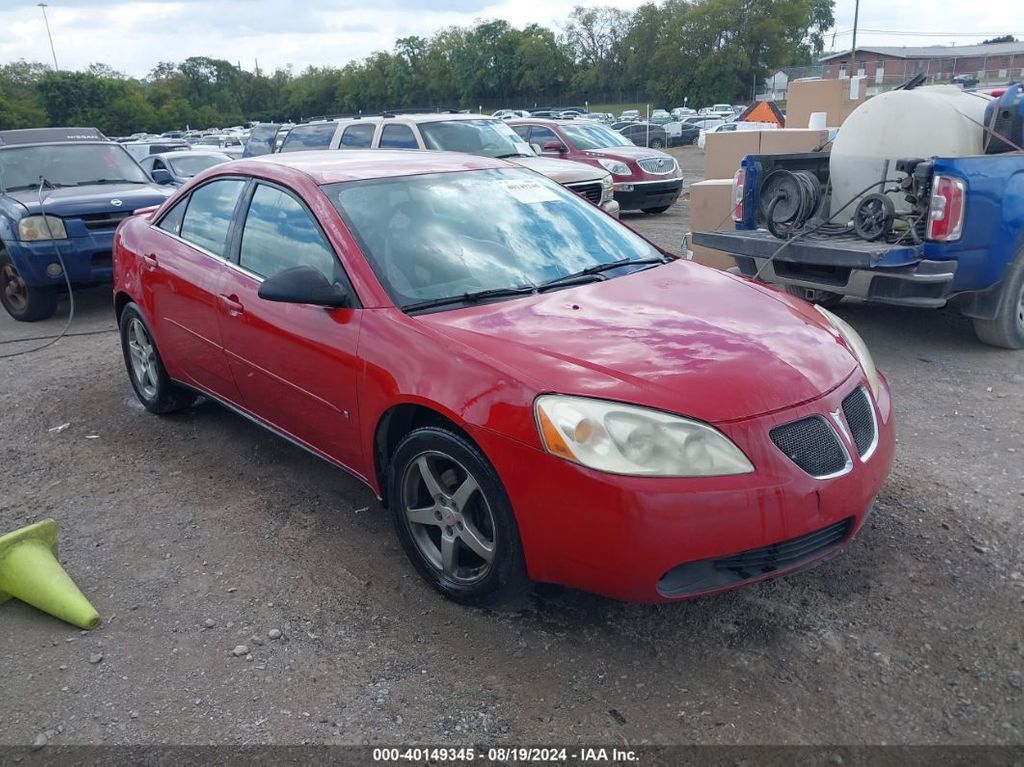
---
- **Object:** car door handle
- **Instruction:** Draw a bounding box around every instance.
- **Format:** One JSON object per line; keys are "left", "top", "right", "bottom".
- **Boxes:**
{"left": 218, "top": 293, "right": 244, "bottom": 316}
{"left": 142, "top": 253, "right": 158, "bottom": 268}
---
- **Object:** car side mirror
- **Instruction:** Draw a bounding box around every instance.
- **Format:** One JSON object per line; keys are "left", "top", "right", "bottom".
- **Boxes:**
{"left": 150, "top": 168, "right": 173, "bottom": 185}
{"left": 542, "top": 140, "right": 566, "bottom": 153}
{"left": 258, "top": 266, "right": 351, "bottom": 308}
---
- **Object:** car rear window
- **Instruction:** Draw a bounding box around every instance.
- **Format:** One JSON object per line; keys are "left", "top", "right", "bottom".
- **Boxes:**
{"left": 280, "top": 123, "right": 337, "bottom": 152}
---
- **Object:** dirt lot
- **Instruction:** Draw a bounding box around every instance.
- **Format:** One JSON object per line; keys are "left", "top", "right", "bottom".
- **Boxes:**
{"left": 1, "top": 146, "right": 1022, "bottom": 747}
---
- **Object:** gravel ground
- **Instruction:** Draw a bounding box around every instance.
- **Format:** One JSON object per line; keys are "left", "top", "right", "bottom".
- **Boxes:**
{"left": 1, "top": 146, "right": 1022, "bottom": 747}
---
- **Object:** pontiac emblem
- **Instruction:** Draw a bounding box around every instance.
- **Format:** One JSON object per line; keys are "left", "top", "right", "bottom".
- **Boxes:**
{"left": 110, "top": 199, "right": 123, "bottom": 207}
{"left": 829, "top": 408, "right": 851, "bottom": 443}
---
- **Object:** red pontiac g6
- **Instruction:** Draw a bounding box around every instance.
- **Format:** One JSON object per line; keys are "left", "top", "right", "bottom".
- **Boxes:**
{"left": 113, "top": 150, "right": 894, "bottom": 605}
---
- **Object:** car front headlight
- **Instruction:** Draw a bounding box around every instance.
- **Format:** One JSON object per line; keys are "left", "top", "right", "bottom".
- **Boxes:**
{"left": 535, "top": 394, "right": 754, "bottom": 477}
{"left": 19, "top": 215, "right": 68, "bottom": 241}
{"left": 814, "top": 305, "right": 880, "bottom": 397}
{"left": 597, "top": 158, "right": 630, "bottom": 176}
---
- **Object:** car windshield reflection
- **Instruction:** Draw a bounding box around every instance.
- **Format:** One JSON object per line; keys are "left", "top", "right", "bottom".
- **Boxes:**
{"left": 326, "top": 168, "right": 665, "bottom": 312}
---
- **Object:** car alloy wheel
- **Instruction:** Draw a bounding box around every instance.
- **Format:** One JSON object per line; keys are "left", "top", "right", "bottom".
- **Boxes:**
{"left": 1, "top": 261, "right": 28, "bottom": 314}
{"left": 126, "top": 317, "right": 160, "bottom": 400}
{"left": 400, "top": 450, "right": 496, "bottom": 585}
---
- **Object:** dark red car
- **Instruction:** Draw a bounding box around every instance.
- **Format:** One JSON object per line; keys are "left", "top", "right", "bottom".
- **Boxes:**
{"left": 113, "top": 150, "right": 894, "bottom": 605}
{"left": 510, "top": 119, "right": 683, "bottom": 214}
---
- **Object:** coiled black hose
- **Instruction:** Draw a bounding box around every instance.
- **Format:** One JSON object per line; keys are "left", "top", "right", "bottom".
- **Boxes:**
{"left": 760, "top": 169, "right": 823, "bottom": 238}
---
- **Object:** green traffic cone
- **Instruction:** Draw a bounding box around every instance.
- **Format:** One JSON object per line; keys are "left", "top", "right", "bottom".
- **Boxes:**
{"left": 0, "top": 519, "right": 100, "bottom": 630}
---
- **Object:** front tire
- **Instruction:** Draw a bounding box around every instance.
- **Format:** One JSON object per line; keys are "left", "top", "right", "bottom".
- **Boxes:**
{"left": 389, "top": 426, "right": 529, "bottom": 606}
{"left": 0, "top": 251, "right": 58, "bottom": 322}
{"left": 650, "top": 138, "right": 665, "bottom": 149}
{"left": 119, "top": 303, "right": 196, "bottom": 414}
{"left": 972, "top": 253, "right": 1024, "bottom": 349}
{"left": 784, "top": 284, "right": 844, "bottom": 309}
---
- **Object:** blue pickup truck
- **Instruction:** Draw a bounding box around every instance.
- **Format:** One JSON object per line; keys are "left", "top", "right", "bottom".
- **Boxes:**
{"left": 693, "top": 87, "right": 1024, "bottom": 349}
{"left": 0, "top": 127, "right": 172, "bottom": 321}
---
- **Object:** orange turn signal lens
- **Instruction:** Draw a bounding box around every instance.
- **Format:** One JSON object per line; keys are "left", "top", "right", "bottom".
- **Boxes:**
{"left": 537, "top": 408, "right": 575, "bottom": 460}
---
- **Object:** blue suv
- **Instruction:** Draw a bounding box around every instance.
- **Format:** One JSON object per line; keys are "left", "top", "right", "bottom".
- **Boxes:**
{"left": 0, "top": 127, "right": 172, "bottom": 321}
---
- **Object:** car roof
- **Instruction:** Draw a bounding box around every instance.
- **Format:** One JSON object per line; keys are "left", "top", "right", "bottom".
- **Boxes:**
{"left": 238, "top": 149, "right": 511, "bottom": 184}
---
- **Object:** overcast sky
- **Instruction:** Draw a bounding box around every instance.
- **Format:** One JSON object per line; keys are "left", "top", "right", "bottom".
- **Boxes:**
{"left": 1, "top": 0, "right": 1020, "bottom": 78}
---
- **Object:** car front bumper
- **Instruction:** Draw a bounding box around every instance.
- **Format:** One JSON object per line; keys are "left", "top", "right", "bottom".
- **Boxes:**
{"left": 613, "top": 179, "right": 683, "bottom": 212}
{"left": 7, "top": 234, "right": 116, "bottom": 288}
{"left": 469, "top": 371, "right": 894, "bottom": 602}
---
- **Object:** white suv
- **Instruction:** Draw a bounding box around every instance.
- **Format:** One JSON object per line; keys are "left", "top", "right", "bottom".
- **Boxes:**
{"left": 278, "top": 114, "right": 619, "bottom": 217}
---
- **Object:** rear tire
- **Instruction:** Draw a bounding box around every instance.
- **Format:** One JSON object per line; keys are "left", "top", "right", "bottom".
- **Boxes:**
{"left": 119, "top": 303, "right": 197, "bottom": 414}
{"left": 784, "top": 284, "right": 844, "bottom": 309}
{"left": 650, "top": 138, "right": 665, "bottom": 149}
{"left": 972, "top": 252, "right": 1024, "bottom": 349}
{"left": 642, "top": 205, "right": 672, "bottom": 214}
{"left": 388, "top": 426, "right": 530, "bottom": 607}
{"left": 0, "top": 251, "right": 58, "bottom": 322}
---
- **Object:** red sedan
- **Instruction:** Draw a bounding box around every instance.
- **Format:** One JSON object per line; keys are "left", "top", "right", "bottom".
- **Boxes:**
{"left": 113, "top": 150, "right": 894, "bottom": 605}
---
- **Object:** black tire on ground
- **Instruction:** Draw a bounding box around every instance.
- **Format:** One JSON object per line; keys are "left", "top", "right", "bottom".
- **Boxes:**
{"left": 783, "top": 284, "right": 845, "bottom": 309}
{"left": 0, "top": 250, "right": 58, "bottom": 322}
{"left": 972, "top": 250, "right": 1024, "bottom": 349}
{"left": 118, "top": 302, "right": 197, "bottom": 414}
{"left": 389, "top": 425, "right": 530, "bottom": 607}
{"left": 650, "top": 138, "right": 665, "bottom": 149}
{"left": 642, "top": 205, "right": 672, "bottom": 214}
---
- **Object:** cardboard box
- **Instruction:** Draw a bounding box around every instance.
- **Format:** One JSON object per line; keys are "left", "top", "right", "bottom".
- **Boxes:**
{"left": 703, "top": 130, "right": 761, "bottom": 182}
{"left": 758, "top": 128, "right": 830, "bottom": 154}
{"left": 704, "top": 128, "right": 830, "bottom": 181}
{"left": 785, "top": 77, "right": 866, "bottom": 129}
{"left": 686, "top": 179, "right": 736, "bottom": 270}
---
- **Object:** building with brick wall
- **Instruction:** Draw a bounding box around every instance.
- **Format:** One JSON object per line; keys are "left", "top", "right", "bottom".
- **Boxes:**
{"left": 820, "top": 42, "right": 1024, "bottom": 88}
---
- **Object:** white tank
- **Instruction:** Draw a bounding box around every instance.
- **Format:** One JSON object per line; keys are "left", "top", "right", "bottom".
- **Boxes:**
{"left": 829, "top": 86, "right": 992, "bottom": 218}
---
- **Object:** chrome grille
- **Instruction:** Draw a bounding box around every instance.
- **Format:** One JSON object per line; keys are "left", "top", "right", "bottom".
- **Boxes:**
{"left": 770, "top": 416, "right": 848, "bottom": 478}
{"left": 637, "top": 157, "right": 675, "bottom": 174}
{"left": 842, "top": 387, "right": 876, "bottom": 457}
{"left": 565, "top": 181, "right": 602, "bottom": 204}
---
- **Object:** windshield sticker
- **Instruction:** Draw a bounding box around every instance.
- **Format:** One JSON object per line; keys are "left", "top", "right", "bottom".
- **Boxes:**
{"left": 500, "top": 179, "right": 562, "bottom": 204}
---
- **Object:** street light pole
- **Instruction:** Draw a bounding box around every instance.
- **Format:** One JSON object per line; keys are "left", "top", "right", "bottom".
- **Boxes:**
{"left": 38, "top": 3, "right": 59, "bottom": 71}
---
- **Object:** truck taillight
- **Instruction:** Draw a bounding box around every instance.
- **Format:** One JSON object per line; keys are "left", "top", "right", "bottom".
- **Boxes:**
{"left": 926, "top": 175, "right": 966, "bottom": 242}
{"left": 732, "top": 168, "right": 745, "bottom": 222}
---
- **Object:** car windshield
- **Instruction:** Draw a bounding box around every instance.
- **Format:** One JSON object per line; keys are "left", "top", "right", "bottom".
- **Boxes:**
{"left": 168, "top": 154, "right": 229, "bottom": 178}
{"left": 0, "top": 143, "right": 150, "bottom": 191}
{"left": 560, "top": 123, "right": 634, "bottom": 150}
{"left": 418, "top": 120, "right": 533, "bottom": 159}
{"left": 326, "top": 168, "right": 663, "bottom": 311}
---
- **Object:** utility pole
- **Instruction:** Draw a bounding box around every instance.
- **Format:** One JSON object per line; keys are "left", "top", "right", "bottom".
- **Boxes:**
{"left": 848, "top": 0, "right": 860, "bottom": 78}
{"left": 38, "top": 3, "right": 59, "bottom": 71}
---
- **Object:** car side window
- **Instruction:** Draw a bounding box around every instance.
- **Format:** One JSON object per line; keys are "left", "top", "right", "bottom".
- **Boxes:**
{"left": 340, "top": 124, "right": 376, "bottom": 148}
{"left": 156, "top": 196, "right": 188, "bottom": 236}
{"left": 511, "top": 125, "right": 530, "bottom": 140}
{"left": 529, "top": 126, "right": 559, "bottom": 145}
{"left": 178, "top": 179, "right": 246, "bottom": 257}
{"left": 280, "top": 123, "right": 337, "bottom": 152}
{"left": 239, "top": 184, "right": 338, "bottom": 280}
{"left": 153, "top": 159, "right": 166, "bottom": 170}
{"left": 379, "top": 124, "right": 418, "bottom": 149}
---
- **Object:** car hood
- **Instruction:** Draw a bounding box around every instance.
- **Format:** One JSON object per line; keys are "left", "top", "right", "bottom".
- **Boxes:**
{"left": 6, "top": 183, "right": 173, "bottom": 217}
{"left": 580, "top": 145, "right": 674, "bottom": 163}
{"left": 417, "top": 261, "right": 859, "bottom": 423}
{"left": 509, "top": 156, "right": 605, "bottom": 184}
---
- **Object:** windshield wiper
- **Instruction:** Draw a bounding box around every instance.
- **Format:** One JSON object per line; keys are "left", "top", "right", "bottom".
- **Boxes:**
{"left": 537, "top": 257, "right": 668, "bottom": 292}
{"left": 73, "top": 179, "right": 144, "bottom": 186}
{"left": 403, "top": 285, "right": 537, "bottom": 313}
{"left": 494, "top": 152, "right": 532, "bottom": 159}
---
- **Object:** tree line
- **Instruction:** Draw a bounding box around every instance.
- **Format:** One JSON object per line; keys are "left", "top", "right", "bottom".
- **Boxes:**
{"left": 0, "top": 0, "right": 833, "bottom": 135}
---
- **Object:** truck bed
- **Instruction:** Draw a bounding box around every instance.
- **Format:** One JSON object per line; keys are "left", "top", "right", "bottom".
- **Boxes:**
{"left": 693, "top": 229, "right": 923, "bottom": 269}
